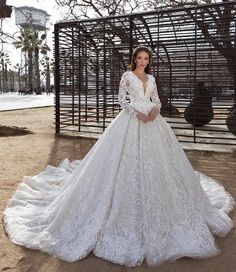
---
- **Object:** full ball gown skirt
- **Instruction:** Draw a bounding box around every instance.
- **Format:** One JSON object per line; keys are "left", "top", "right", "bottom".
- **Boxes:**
{"left": 3, "top": 71, "right": 235, "bottom": 267}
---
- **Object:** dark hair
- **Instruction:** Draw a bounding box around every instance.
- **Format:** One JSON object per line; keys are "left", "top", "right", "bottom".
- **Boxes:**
{"left": 130, "top": 46, "right": 152, "bottom": 74}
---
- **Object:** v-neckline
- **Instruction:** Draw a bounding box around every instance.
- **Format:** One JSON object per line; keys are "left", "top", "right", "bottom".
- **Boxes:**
{"left": 131, "top": 71, "right": 149, "bottom": 95}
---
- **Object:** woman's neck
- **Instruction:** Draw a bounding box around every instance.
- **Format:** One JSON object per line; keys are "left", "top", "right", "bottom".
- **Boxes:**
{"left": 134, "top": 68, "right": 146, "bottom": 75}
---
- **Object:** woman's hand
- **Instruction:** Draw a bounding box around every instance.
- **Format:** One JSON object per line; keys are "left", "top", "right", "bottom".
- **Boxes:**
{"left": 148, "top": 107, "right": 160, "bottom": 121}
{"left": 137, "top": 107, "right": 160, "bottom": 123}
{"left": 136, "top": 112, "right": 150, "bottom": 123}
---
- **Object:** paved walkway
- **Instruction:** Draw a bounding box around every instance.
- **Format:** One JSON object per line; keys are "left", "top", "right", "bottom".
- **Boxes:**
{"left": 0, "top": 93, "right": 54, "bottom": 111}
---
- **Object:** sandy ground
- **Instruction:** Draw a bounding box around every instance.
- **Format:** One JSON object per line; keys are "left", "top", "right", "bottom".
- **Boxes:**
{"left": 0, "top": 107, "right": 235, "bottom": 272}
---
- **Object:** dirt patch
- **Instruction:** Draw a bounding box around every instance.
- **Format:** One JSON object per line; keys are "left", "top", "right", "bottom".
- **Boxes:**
{"left": 0, "top": 125, "right": 33, "bottom": 137}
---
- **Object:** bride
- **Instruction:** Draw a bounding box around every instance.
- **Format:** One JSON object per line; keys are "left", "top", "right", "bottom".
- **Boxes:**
{"left": 3, "top": 46, "right": 235, "bottom": 267}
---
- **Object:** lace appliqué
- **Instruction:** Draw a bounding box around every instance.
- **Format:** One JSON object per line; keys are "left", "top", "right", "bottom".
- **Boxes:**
{"left": 118, "top": 72, "right": 139, "bottom": 117}
{"left": 150, "top": 80, "right": 162, "bottom": 110}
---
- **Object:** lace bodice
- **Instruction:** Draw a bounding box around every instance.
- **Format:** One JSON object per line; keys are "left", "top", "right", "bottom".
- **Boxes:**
{"left": 118, "top": 71, "right": 162, "bottom": 117}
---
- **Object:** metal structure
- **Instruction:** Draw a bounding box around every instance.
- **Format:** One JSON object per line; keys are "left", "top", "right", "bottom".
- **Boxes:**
{"left": 54, "top": 1, "right": 236, "bottom": 145}
{"left": 15, "top": 6, "right": 50, "bottom": 31}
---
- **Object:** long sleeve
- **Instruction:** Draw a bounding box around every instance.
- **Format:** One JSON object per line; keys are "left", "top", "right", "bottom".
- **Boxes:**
{"left": 118, "top": 72, "right": 139, "bottom": 117}
{"left": 151, "top": 79, "right": 162, "bottom": 110}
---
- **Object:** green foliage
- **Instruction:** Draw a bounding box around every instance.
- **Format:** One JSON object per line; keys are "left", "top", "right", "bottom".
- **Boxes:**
{"left": 13, "top": 28, "right": 51, "bottom": 89}
{"left": 13, "top": 28, "right": 51, "bottom": 53}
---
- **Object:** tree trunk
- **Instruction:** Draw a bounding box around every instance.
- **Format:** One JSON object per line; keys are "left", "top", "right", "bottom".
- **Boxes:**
{"left": 18, "top": 68, "right": 21, "bottom": 93}
{"left": 46, "top": 63, "right": 50, "bottom": 92}
{"left": 28, "top": 50, "right": 33, "bottom": 90}
{"left": 1, "top": 58, "right": 5, "bottom": 91}
{"left": 24, "top": 52, "right": 27, "bottom": 88}
{"left": 5, "top": 63, "right": 8, "bottom": 91}
{"left": 35, "top": 47, "right": 41, "bottom": 94}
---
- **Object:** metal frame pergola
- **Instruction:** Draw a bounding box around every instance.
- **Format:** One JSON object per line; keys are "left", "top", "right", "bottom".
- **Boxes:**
{"left": 54, "top": 1, "right": 236, "bottom": 146}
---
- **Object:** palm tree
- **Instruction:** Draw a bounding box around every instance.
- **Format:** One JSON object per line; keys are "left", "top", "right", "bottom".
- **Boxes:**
{"left": 13, "top": 28, "right": 50, "bottom": 93}
{"left": 14, "top": 29, "right": 34, "bottom": 90}
{"left": 41, "top": 56, "right": 54, "bottom": 93}
{"left": 13, "top": 63, "right": 21, "bottom": 93}
{"left": 34, "top": 32, "right": 50, "bottom": 93}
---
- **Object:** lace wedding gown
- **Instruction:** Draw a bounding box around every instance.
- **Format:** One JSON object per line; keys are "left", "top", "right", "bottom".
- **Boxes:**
{"left": 3, "top": 71, "right": 235, "bottom": 267}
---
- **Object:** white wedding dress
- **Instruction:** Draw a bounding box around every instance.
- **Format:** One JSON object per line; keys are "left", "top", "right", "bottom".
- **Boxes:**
{"left": 3, "top": 71, "right": 235, "bottom": 267}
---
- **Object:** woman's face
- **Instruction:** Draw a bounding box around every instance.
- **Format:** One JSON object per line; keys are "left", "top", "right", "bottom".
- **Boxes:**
{"left": 135, "top": 51, "right": 149, "bottom": 70}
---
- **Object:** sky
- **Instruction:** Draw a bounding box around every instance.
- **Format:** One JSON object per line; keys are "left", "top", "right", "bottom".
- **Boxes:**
{"left": 1, "top": 0, "right": 65, "bottom": 67}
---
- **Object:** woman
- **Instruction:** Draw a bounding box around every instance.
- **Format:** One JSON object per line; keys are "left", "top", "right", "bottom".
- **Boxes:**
{"left": 3, "top": 46, "right": 234, "bottom": 267}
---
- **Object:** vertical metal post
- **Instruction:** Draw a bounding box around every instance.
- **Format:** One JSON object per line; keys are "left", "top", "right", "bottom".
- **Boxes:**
{"left": 103, "top": 19, "right": 107, "bottom": 131}
{"left": 78, "top": 24, "right": 81, "bottom": 132}
{"left": 157, "top": 13, "right": 160, "bottom": 76}
{"left": 193, "top": 7, "right": 197, "bottom": 143}
{"left": 72, "top": 27, "right": 75, "bottom": 125}
{"left": 54, "top": 24, "right": 60, "bottom": 134}
{"left": 234, "top": 17, "right": 236, "bottom": 105}
{"left": 96, "top": 49, "right": 100, "bottom": 122}
{"left": 129, "top": 16, "right": 133, "bottom": 64}
{"left": 85, "top": 43, "right": 88, "bottom": 122}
